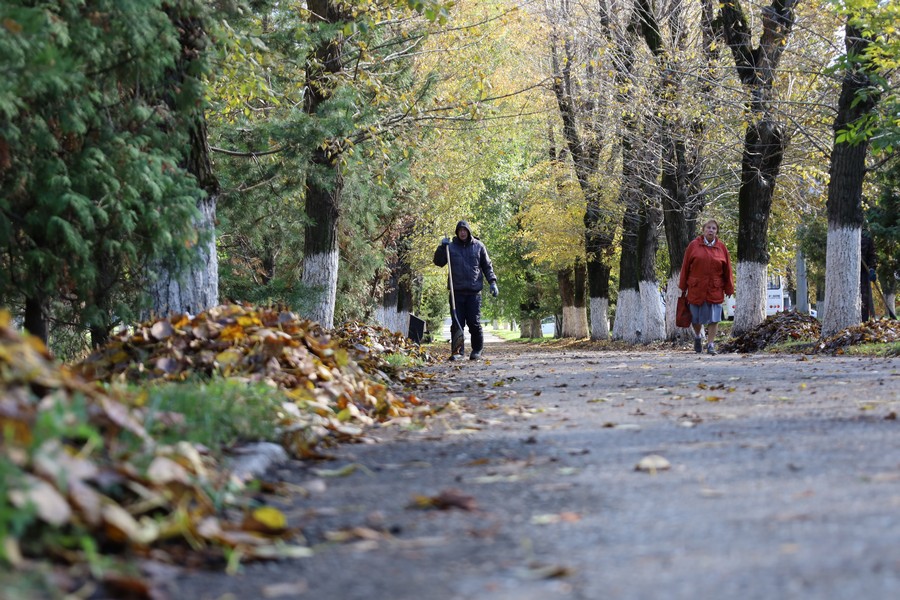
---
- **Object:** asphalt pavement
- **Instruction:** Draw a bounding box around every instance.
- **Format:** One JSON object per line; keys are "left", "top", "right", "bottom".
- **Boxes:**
{"left": 174, "top": 342, "right": 900, "bottom": 600}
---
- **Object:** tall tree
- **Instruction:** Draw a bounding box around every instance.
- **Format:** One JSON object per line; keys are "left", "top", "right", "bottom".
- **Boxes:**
{"left": 719, "top": 0, "right": 800, "bottom": 334}
{"left": 148, "top": 2, "right": 219, "bottom": 319}
{"left": 546, "top": 0, "right": 621, "bottom": 340}
{"left": 822, "top": 14, "right": 879, "bottom": 335}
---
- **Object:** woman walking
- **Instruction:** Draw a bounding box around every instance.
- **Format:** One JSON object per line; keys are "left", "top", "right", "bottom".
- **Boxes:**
{"left": 679, "top": 219, "right": 735, "bottom": 355}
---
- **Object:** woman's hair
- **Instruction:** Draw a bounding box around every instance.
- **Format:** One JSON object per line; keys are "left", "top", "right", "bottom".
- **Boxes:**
{"left": 703, "top": 218, "right": 720, "bottom": 232}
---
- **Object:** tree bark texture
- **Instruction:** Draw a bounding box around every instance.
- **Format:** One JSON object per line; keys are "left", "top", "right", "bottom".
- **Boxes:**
{"left": 558, "top": 263, "right": 589, "bottom": 338}
{"left": 150, "top": 191, "right": 219, "bottom": 318}
{"left": 823, "top": 227, "right": 861, "bottom": 337}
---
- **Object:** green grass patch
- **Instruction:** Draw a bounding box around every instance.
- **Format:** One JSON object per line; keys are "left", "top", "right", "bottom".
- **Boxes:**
{"left": 487, "top": 327, "right": 522, "bottom": 341}
{"left": 138, "top": 379, "right": 285, "bottom": 453}
{"left": 841, "top": 341, "right": 900, "bottom": 357}
{"left": 382, "top": 353, "right": 425, "bottom": 369}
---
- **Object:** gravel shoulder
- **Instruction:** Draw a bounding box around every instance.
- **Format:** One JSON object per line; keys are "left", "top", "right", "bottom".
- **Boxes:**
{"left": 175, "top": 343, "right": 900, "bottom": 600}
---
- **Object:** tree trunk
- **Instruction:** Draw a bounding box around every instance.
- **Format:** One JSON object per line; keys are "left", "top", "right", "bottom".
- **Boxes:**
{"left": 301, "top": 150, "right": 341, "bottom": 328}
{"left": 732, "top": 120, "right": 786, "bottom": 333}
{"left": 298, "top": 1, "right": 350, "bottom": 329}
{"left": 795, "top": 248, "right": 809, "bottom": 314}
{"left": 520, "top": 318, "right": 542, "bottom": 339}
{"left": 720, "top": 0, "right": 798, "bottom": 335}
{"left": 822, "top": 23, "right": 876, "bottom": 338}
{"left": 613, "top": 202, "right": 641, "bottom": 343}
{"left": 24, "top": 295, "right": 47, "bottom": 344}
{"left": 638, "top": 198, "right": 665, "bottom": 343}
{"left": 586, "top": 256, "right": 611, "bottom": 339}
{"left": 150, "top": 191, "right": 218, "bottom": 317}
{"left": 376, "top": 266, "right": 400, "bottom": 333}
{"left": 559, "top": 263, "right": 589, "bottom": 338}
{"left": 149, "top": 13, "right": 219, "bottom": 318}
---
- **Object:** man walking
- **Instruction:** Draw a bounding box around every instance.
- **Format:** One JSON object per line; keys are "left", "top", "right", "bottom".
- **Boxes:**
{"left": 433, "top": 221, "right": 498, "bottom": 361}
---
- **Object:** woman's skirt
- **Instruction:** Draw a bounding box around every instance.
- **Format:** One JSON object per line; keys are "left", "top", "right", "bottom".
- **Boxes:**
{"left": 690, "top": 301, "right": 723, "bottom": 325}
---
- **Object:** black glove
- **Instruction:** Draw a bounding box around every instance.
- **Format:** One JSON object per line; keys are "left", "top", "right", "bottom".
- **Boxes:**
{"left": 490, "top": 282, "right": 499, "bottom": 297}
{"left": 869, "top": 268, "right": 876, "bottom": 282}
{"left": 441, "top": 237, "right": 451, "bottom": 246}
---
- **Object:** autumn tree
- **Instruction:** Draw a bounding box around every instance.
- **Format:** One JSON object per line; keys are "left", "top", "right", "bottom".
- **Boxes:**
{"left": 715, "top": 0, "right": 801, "bottom": 334}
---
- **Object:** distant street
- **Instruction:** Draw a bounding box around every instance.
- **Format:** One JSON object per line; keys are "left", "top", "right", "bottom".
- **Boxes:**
{"left": 439, "top": 317, "right": 504, "bottom": 346}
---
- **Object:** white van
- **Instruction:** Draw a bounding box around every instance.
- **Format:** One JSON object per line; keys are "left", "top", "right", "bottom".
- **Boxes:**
{"left": 724, "top": 274, "right": 785, "bottom": 320}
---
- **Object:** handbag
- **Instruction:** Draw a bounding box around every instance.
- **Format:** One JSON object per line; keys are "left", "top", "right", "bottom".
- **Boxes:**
{"left": 676, "top": 295, "right": 692, "bottom": 328}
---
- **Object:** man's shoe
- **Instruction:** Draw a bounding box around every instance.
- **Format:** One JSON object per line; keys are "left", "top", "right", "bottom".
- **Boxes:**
{"left": 707, "top": 344, "right": 717, "bottom": 356}
{"left": 693, "top": 337, "right": 702, "bottom": 353}
{"left": 449, "top": 353, "right": 463, "bottom": 362}
{"left": 469, "top": 351, "right": 482, "bottom": 361}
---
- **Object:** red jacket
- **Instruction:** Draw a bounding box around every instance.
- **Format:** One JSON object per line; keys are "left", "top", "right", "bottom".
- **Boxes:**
{"left": 678, "top": 236, "right": 735, "bottom": 305}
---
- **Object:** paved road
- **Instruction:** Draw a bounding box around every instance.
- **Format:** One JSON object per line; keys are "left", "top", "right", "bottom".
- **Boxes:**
{"left": 175, "top": 343, "right": 900, "bottom": 600}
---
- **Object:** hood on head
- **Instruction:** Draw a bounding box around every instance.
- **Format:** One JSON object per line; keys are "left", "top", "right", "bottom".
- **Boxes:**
{"left": 455, "top": 220, "right": 472, "bottom": 238}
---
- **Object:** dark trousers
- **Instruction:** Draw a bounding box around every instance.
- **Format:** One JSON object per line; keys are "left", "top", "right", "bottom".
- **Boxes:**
{"left": 449, "top": 292, "right": 483, "bottom": 354}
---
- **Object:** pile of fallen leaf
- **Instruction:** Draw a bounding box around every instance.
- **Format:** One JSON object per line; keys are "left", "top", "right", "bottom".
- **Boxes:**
{"left": 335, "top": 320, "right": 432, "bottom": 381}
{"left": 719, "top": 311, "right": 822, "bottom": 353}
{"left": 75, "top": 304, "right": 429, "bottom": 457}
{"left": 0, "top": 311, "right": 307, "bottom": 593}
{"left": 816, "top": 318, "right": 900, "bottom": 355}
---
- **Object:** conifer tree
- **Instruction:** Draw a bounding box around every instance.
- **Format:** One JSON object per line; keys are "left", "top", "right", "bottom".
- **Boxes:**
{"left": 0, "top": 1, "right": 204, "bottom": 345}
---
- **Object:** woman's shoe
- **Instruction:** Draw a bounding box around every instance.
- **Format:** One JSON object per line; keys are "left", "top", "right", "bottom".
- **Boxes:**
{"left": 707, "top": 344, "right": 717, "bottom": 355}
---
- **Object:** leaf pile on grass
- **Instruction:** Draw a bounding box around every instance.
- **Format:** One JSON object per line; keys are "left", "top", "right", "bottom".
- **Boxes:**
{"left": 719, "top": 311, "right": 822, "bottom": 353}
{"left": 0, "top": 312, "right": 306, "bottom": 593}
{"left": 816, "top": 319, "right": 900, "bottom": 355}
{"left": 75, "top": 304, "right": 428, "bottom": 457}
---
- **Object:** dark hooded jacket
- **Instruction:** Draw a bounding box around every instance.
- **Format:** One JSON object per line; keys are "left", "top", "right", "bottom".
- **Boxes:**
{"left": 433, "top": 221, "right": 497, "bottom": 294}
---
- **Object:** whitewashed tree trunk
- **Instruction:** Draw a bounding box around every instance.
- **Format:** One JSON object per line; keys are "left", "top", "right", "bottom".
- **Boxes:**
{"left": 822, "top": 226, "right": 860, "bottom": 338}
{"left": 639, "top": 280, "right": 666, "bottom": 343}
{"left": 612, "top": 289, "right": 640, "bottom": 343}
{"left": 301, "top": 250, "right": 339, "bottom": 329}
{"left": 590, "top": 297, "right": 609, "bottom": 339}
{"left": 885, "top": 293, "right": 896, "bottom": 318}
{"left": 820, "top": 22, "right": 877, "bottom": 337}
{"left": 733, "top": 262, "right": 766, "bottom": 335}
{"left": 796, "top": 248, "right": 809, "bottom": 314}
{"left": 149, "top": 194, "right": 219, "bottom": 317}
{"left": 520, "top": 318, "right": 542, "bottom": 339}
{"left": 562, "top": 305, "right": 589, "bottom": 338}
{"left": 396, "top": 310, "right": 410, "bottom": 336}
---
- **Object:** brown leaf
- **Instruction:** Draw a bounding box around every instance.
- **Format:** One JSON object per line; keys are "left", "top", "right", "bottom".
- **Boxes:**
{"left": 411, "top": 488, "right": 478, "bottom": 511}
